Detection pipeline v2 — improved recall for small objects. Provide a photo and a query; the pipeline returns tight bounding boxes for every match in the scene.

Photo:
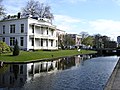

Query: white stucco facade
[0,17,58,50]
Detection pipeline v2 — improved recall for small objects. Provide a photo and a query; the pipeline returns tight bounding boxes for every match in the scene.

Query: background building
[117,36,120,45]
[67,34,82,47]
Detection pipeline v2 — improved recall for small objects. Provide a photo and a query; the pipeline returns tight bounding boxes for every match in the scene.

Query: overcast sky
[2,0,120,41]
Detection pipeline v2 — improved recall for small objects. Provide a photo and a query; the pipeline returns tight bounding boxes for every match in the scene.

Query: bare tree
[42,5,54,19]
[0,0,5,16]
[22,0,54,20]
[22,0,39,17]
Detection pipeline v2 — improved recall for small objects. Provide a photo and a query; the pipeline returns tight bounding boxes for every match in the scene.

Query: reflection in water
[0,55,89,89]
[0,55,118,90]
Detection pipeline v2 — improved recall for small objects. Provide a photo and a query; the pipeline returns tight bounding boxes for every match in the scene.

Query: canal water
[0,55,119,90]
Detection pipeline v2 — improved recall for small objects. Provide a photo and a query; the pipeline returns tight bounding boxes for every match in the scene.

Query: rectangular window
[41,27,43,34]
[51,40,53,46]
[20,37,24,46]
[47,30,48,35]
[10,37,15,46]
[3,37,5,42]
[31,38,34,46]
[46,40,48,46]
[56,40,58,47]
[10,24,15,33]
[3,25,5,34]
[52,31,53,36]
[21,24,24,33]
[32,25,34,33]
[41,39,43,46]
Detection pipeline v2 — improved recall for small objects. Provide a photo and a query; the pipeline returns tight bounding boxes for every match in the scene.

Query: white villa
[0,13,58,50]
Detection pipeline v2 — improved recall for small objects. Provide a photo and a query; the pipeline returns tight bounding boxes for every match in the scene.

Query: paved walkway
[104,59,120,90]
[111,70,120,90]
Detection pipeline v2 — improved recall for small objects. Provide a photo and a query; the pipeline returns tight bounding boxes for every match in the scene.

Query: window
[56,40,58,47]
[3,25,5,34]
[3,37,5,42]
[31,38,34,46]
[20,37,24,46]
[52,31,54,36]
[51,40,53,46]
[32,25,34,33]
[10,37,15,46]
[46,40,48,46]
[41,39,43,46]
[10,24,15,33]
[41,27,43,34]
[47,30,48,35]
[21,24,24,33]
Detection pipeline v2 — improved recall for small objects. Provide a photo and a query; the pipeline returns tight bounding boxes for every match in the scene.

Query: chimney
[18,12,21,19]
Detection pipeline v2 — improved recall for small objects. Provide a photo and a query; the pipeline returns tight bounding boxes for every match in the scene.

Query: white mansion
[0,14,58,50]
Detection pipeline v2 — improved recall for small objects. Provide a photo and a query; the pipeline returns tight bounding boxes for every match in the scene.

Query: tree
[0,0,5,16]
[93,34,103,49]
[80,31,89,41]
[22,0,54,20]
[82,36,94,46]
[13,39,20,56]
[63,34,75,47]
[101,35,110,48]
[0,41,10,54]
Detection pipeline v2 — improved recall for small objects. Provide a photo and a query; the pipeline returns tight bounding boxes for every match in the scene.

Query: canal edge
[104,57,120,90]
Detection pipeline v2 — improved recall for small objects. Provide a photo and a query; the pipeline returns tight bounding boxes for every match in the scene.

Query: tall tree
[0,0,5,16]
[22,0,54,20]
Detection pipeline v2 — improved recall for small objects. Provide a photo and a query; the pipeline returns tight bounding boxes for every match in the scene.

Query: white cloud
[54,14,84,33]
[54,15,120,41]
[88,19,120,40]
[54,15,81,23]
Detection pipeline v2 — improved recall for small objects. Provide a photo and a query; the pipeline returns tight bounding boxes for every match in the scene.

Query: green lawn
[0,50,96,62]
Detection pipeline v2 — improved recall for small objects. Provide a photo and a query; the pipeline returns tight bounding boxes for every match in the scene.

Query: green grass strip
[0,50,96,62]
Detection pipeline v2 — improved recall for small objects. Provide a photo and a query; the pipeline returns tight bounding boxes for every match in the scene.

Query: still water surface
[0,55,119,90]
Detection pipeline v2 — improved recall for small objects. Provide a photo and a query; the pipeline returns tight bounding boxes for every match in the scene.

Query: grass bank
[0,50,96,62]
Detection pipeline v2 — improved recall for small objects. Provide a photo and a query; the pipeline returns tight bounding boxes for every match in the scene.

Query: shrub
[0,41,11,54]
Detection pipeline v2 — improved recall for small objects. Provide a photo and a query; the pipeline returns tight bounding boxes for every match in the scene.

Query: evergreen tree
[13,39,20,56]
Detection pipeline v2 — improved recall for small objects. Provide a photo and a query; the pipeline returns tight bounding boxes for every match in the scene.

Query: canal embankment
[104,57,120,90]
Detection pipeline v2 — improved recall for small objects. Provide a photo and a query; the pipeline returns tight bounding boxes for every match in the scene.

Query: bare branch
[0,0,5,16]
[22,0,54,20]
